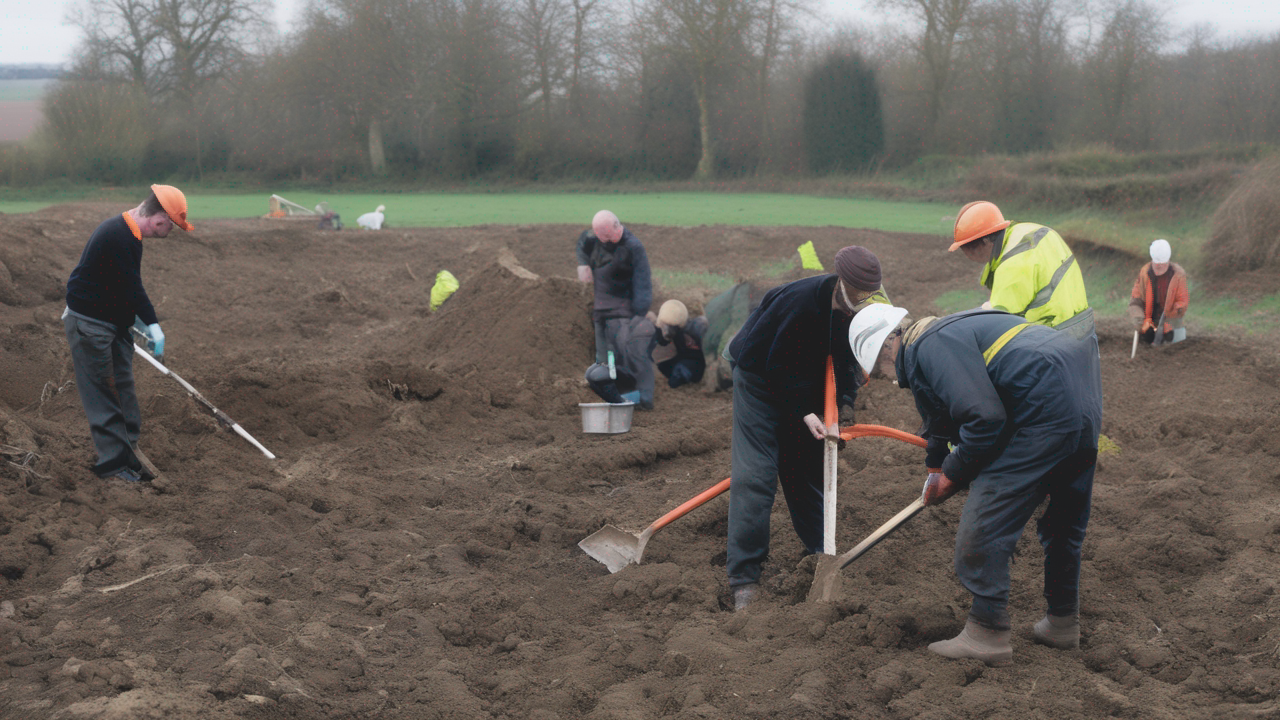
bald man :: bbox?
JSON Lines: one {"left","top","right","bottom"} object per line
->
{"left": 576, "top": 210, "right": 656, "bottom": 409}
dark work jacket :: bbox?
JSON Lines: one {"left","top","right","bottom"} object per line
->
{"left": 575, "top": 228, "right": 652, "bottom": 320}
{"left": 895, "top": 309, "right": 1103, "bottom": 485}
{"left": 66, "top": 214, "right": 158, "bottom": 332}
{"left": 728, "top": 274, "right": 858, "bottom": 419}
{"left": 655, "top": 316, "right": 709, "bottom": 375}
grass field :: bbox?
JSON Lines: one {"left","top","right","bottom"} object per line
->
{"left": 0, "top": 79, "right": 52, "bottom": 102}
{"left": 0, "top": 192, "right": 958, "bottom": 234}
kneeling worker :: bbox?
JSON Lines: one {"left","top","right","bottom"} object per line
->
{"left": 1129, "top": 239, "right": 1189, "bottom": 346}
{"left": 725, "top": 246, "right": 891, "bottom": 610}
{"left": 650, "top": 300, "right": 708, "bottom": 388}
{"left": 848, "top": 304, "right": 1103, "bottom": 664}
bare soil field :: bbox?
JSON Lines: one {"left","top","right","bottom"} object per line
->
{"left": 2, "top": 205, "right": 1279, "bottom": 719}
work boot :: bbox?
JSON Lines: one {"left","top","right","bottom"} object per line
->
{"left": 732, "top": 583, "right": 760, "bottom": 612}
{"left": 1033, "top": 613, "right": 1080, "bottom": 649}
{"left": 928, "top": 620, "right": 1013, "bottom": 665}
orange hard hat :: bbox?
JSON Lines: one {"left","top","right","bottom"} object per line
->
{"left": 150, "top": 184, "right": 194, "bottom": 231}
{"left": 950, "top": 201, "right": 1008, "bottom": 251}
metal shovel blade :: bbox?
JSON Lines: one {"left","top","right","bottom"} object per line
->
{"left": 809, "top": 497, "right": 926, "bottom": 602}
{"left": 578, "top": 525, "right": 653, "bottom": 574}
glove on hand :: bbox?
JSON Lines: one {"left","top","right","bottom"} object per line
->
{"left": 148, "top": 323, "right": 165, "bottom": 360}
{"left": 803, "top": 413, "right": 839, "bottom": 442}
{"left": 922, "top": 470, "right": 959, "bottom": 507}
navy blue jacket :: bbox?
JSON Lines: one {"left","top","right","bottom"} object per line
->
{"left": 575, "top": 228, "right": 652, "bottom": 320}
{"left": 895, "top": 310, "right": 1103, "bottom": 484}
{"left": 66, "top": 214, "right": 158, "bottom": 331}
{"left": 728, "top": 274, "right": 858, "bottom": 418}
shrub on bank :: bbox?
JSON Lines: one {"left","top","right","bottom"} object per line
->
{"left": 1205, "top": 156, "right": 1280, "bottom": 275}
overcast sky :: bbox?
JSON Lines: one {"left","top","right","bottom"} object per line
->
{"left": 2, "top": 0, "right": 1279, "bottom": 66}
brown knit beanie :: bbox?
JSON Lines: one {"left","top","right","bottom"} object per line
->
{"left": 834, "top": 246, "right": 882, "bottom": 293}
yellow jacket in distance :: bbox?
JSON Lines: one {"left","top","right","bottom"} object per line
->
{"left": 980, "top": 222, "right": 1089, "bottom": 328}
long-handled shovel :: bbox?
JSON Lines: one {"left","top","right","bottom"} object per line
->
{"left": 133, "top": 346, "right": 276, "bottom": 459}
{"left": 809, "top": 425, "right": 929, "bottom": 602}
{"left": 579, "top": 477, "right": 730, "bottom": 573}
{"left": 809, "top": 495, "right": 926, "bottom": 602}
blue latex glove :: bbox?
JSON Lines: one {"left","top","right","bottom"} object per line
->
{"left": 148, "top": 323, "right": 165, "bottom": 360}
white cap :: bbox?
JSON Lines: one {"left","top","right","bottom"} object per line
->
{"left": 848, "top": 304, "right": 909, "bottom": 374}
{"left": 1150, "top": 239, "right": 1171, "bottom": 263}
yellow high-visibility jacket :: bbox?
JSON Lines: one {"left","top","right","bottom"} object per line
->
{"left": 980, "top": 223, "right": 1089, "bottom": 328}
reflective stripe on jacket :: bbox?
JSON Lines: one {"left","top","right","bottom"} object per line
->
{"left": 894, "top": 309, "right": 1103, "bottom": 485}
{"left": 980, "top": 222, "right": 1089, "bottom": 328}
{"left": 1128, "top": 262, "right": 1189, "bottom": 333}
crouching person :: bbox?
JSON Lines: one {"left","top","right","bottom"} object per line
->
{"left": 650, "top": 300, "right": 708, "bottom": 389}
{"left": 848, "top": 305, "right": 1103, "bottom": 665}
{"left": 1129, "top": 239, "right": 1189, "bottom": 346}
{"left": 584, "top": 316, "right": 657, "bottom": 407}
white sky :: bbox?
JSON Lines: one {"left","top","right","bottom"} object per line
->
{"left": 1, "top": 0, "right": 1279, "bottom": 66}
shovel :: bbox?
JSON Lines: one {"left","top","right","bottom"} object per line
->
{"left": 809, "top": 425, "right": 929, "bottom": 602}
{"left": 133, "top": 345, "right": 276, "bottom": 459}
{"left": 579, "top": 477, "right": 730, "bottom": 573}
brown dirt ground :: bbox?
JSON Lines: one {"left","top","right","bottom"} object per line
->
{"left": 2, "top": 205, "right": 1280, "bottom": 719}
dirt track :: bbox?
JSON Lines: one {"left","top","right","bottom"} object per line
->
{"left": 2, "top": 205, "right": 1280, "bottom": 719}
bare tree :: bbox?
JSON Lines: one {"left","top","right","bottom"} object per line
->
{"left": 513, "top": 0, "right": 572, "bottom": 122}
{"left": 646, "top": 0, "right": 759, "bottom": 179}
{"left": 1084, "top": 0, "right": 1166, "bottom": 146}
{"left": 873, "top": 0, "right": 980, "bottom": 148}
{"left": 66, "top": 0, "right": 268, "bottom": 100}
{"left": 748, "top": 0, "right": 810, "bottom": 171}
{"left": 65, "top": 0, "right": 163, "bottom": 92}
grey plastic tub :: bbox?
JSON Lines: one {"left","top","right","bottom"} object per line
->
{"left": 579, "top": 402, "right": 635, "bottom": 434}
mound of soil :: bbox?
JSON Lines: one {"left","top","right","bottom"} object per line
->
{"left": 1, "top": 207, "right": 1279, "bottom": 719}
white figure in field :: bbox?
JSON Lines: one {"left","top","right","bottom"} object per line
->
{"left": 357, "top": 204, "right": 386, "bottom": 230}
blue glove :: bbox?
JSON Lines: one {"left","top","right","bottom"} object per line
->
{"left": 148, "top": 323, "right": 165, "bottom": 360}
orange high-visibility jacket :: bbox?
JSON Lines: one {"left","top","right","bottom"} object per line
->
{"left": 1128, "top": 262, "right": 1189, "bottom": 333}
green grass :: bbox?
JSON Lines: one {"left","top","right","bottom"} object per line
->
{"left": 651, "top": 269, "right": 736, "bottom": 293}
{"left": 0, "top": 79, "right": 52, "bottom": 102}
{"left": 0, "top": 200, "right": 55, "bottom": 214}
{"left": 0, "top": 192, "right": 956, "bottom": 233}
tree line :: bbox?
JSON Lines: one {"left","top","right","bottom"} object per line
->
{"left": 9, "top": 0, "right": 1280, "bottom": 184}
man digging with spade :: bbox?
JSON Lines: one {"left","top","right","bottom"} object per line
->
{"left": 847, "top": 304, "right": 1102, "bottom": 664}
{"left": 62, "top": 185, "right": 193, "bottom": 483}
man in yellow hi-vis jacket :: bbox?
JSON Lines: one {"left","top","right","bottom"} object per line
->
{"left": 950, "top": 201, "right": 1094, "bottom": 341}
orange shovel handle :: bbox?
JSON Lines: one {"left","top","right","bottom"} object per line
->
{"left": 823, "top": 356, "right": 838, "bottom": 427}
{"left": 648, "top": 477, "right": 731, "bottom": 534}
{"left": 839, "top": 423, "right": 927, "bottom": 448}
{"left": 643, "top": 427, "right": 920, "bottom": 535}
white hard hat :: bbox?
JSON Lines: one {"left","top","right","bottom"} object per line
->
{"left": 1150, "top": 239, "right": 1171, "bottom": 263}
{"left": 848, "top": 304, "right": 909, "bottom": 374}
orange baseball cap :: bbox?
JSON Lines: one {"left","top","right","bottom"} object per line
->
{"left": 150, "top": 184, "right": 194, "bottom": 231}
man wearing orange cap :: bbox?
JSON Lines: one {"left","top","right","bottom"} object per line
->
{"left": 62, "top": 185, "right": 193, "bottom": 482}
{"left": 949, "top": 201, "right": 1093, "bottom": 341}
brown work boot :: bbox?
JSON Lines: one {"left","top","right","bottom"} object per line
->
{"left": 1033, "top": 613, "right": 1080, "bottom": 649}
{"left": 928, "top": 620, "right": 1013, "bottom": 666}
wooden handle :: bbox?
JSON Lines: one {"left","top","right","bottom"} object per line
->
{"left": 837, "top": 498, "right": 926, "bottom": 571}
{"left": 648, "top": 477, "right": 731, "bottom": 533}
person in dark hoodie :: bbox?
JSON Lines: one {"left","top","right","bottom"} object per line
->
{"left": 847, "top": 304, "right": 1103, "bottom": 665}
{"left": 724, "top": 245, "right": 890, "bottom": 610}
{"left": 63, "top": 184, "right": 194, "bottom": 482}
{"left": 576, "top": 210, "right": 656, "bottom": 409}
